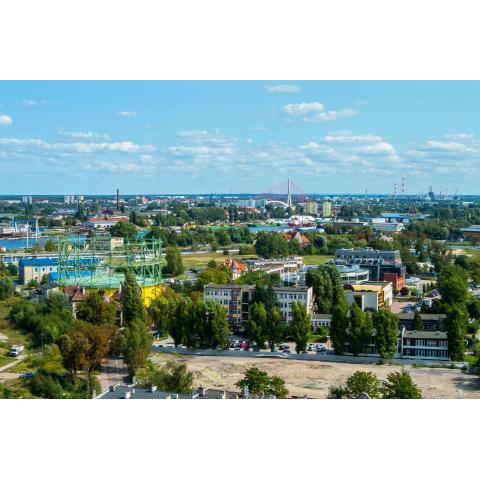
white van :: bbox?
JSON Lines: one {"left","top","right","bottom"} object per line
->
{"left": 9, "top": 345, "right": 24, "bottom": 357}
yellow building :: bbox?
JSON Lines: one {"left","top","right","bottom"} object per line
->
{"left": 344, "top": 281, "right": 393, "bottom": 311}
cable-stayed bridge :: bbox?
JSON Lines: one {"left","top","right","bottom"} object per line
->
{"left": 254, "top": 179, "right": 305, "bottom": 207}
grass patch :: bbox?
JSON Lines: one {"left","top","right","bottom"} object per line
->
{"left": 303, "top": 255, "right": 334, "bottom": 266}
{"left": 0, "top": 355, "right": 17, "bottom": 368}
{"left": 181, "top": 252, "right": 257, "bottom": 269}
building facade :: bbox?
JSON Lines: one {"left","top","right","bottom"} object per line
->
{"left": 19, "top": 258, "right": 59, "bottom": 285}
{"left": 204, "top": 283, "right": 313, "bottom": 332}
{"left": 344, "top": 281, "right": 393, "bottom": 311}
{"left": 399, "top": 328, "right": 449, "bottom": 360}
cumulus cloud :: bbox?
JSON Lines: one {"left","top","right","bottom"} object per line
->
{"left": 283, "top": 102, "right": 358, "bottom": 122}
{"left": 22, "top": 99, "right": 47, "bottom": 107}
{"left": 283, "top": 102, "right": 324, "bottom": 116}
{"left": 0, "top": 114, "right": 13, "bottom": 126}
{"left": 404, "top": 135, "right": 480, "bottom": 177}
{"left": 117, "top": 111, "right": 137, "bottom": 117}
{"left": 265, "top": 84, "right": 301, "bottom": 93}
{"left": 57, "top": 128, "right": 109, "bottom": 140}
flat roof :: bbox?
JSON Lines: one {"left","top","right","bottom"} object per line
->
{"left": 403, "top": 330, "right": 447, "bottom": 339}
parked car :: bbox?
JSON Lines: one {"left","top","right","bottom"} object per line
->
{"left": 20, "top": 371, "right": 35, "bottom": 379}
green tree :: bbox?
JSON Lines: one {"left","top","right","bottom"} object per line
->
{"left": 254, "top": 232, "right": 289, "bottom": 258}
{"left": 437, "top": 264, "right": 469, "bottom": 305}
{"left": 75, "top": 291, "right": 116, "bottom": 325}
{"left": 331, "top": 371, "right": 382, "bottom": 399}
{"left": 330, "top": 303, "right": 349, "bottom": 354}
{"left": 235, "top": 367, "right": 289, "bottom": 398}
{"left": 291, "top": 301, "right": 311, "bottom": 353}
{"left": 468, "top": 255, "right": 480, "bottom": 286}
{"left": 139, "top": 360, "right": 193, "bottom": 394}
{"left": 373, "top": 309, "right": 398, "bottom": 359}
{"left": 266, "top": 305, "right": 283, "bottom": 348}
{"left": 44, "top": 239, "right": 57, "bottom": 252}
{"left": 445, "top": 304, "right": 467, "bottom": 361}
{"left": 110, "top": 221, "right": 137, "bottom": 241}
{"left": 123, "top": 318, "right": 152, "bottom": 378}
{"left": 0, "top": 275, "right": 15, "bottom": 300}
{"left": 164, "top": 246, "right": 185, "bottom": 276}
{"left": 348, "top": 303, "right": 373, "bottom": 356}
{"left": 208, "top": 301, "right": 230, "bottom": 349}
{"left": 149, "top": 297, "right": 171, "bottom": 334}
{"left": 247, "top": 302, "right": 268, "bottom": 350}
{"left": 121, "top": 269, "right": 147, "bottom": 325}
{"left": 381, "top": 369, "right": 422, "bottom": 399}
{"left": 412, "top": 311, "right": 424, "bottom": 331}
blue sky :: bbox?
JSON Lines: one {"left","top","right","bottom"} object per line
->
{"left": 0, "top": 81, "right": 479, "bottom": 195}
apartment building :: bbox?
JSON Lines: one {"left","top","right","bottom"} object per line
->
{"left": 204, "top": 283, "right": 313, "bottom": 332}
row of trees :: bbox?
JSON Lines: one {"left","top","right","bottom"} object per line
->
{"left": 330, "top": 303, "right": 398, "bottom": 358}
{"left": 150, "top": 296, "right": 230, "bottom": 350}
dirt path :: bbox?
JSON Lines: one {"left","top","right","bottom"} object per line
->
{"left": 151, "top": 353, "right": 480, "bottom": 399}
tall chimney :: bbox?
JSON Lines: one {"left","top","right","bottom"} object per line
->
{"left": 116, "top": 188, "right": 120, "bottom": 211}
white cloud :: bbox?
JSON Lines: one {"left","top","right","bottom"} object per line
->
{"left": 283, "top": 102, "right": 324, "bottom": 116}
{"left": 305, "top": 108, "right": 358, "bottom": 123}
{"left": 177, "top": 130, "right": 211, "bottom": 137}
{"left": 423, "top": 141, "right": 470, "bottom": 153}
{"left": 0, "top": 137, "right": 154, "bottom": 153}
{"left": 266, "top": 84, "right": 301, "bottom": 93}
{"left": 323, "top": 131, "right": 382, "bottom": 144}
{"left": 57, "top": 128, "right": 109, "bottom": 140}
{"left": 22, "top": 99, "right": 47, "bottom": 107}
{"left": 117, "top": 111, "right": 137, "bottom": 117}
{"left": 283, "top": 102, "right": 358, "bottom": 123}
{"left": 0, "top": 115, "right": 13, "bottom": 126}
{"left": 445, "top": 133, "right": 475, "bottom": 140}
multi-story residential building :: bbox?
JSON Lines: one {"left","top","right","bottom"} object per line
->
{"left": 304, "top": 201, "right": 318, "bottom": 215}
{"left": 322, "top": 201, "right": 332, "bottom": 217}
{"left": 204, "top": 283, "right": 313, "bottom": 332}
{"left": 344, "top": 281, "right": 393, "bottom": 311}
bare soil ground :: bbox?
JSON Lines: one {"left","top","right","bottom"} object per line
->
{"left": 151, "top": 353, "right": 480, "bottom": 399}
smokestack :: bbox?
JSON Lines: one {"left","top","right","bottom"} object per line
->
{"left": 116, "top": 188, "right": 119, "bottom": 211}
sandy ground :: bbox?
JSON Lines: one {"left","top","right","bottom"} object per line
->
{"left": 151, "top": 353, "right": 480, "bottom": 399}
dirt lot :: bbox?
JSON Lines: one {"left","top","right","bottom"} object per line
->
{"left": 151, "top": 353, "right": 480, "bottom": 399}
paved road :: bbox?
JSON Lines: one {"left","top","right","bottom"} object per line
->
{"left": 98, "top": 355, "right": 128, "bottom": 392}
{"left": 0, "top": 355, "right": 25, "bottom": 373}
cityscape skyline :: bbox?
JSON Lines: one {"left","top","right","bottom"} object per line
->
{"left": 1, "top": 81, "right": 479, "bottom": 195}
